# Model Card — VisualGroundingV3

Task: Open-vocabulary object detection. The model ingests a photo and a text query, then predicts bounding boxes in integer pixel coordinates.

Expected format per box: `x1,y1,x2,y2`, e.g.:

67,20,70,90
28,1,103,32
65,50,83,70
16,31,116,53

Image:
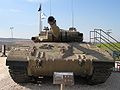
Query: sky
0,0,120,41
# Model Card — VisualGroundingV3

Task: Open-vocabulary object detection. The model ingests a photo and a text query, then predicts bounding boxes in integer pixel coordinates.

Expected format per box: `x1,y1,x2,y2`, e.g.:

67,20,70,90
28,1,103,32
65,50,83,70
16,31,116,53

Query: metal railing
90,29,120,60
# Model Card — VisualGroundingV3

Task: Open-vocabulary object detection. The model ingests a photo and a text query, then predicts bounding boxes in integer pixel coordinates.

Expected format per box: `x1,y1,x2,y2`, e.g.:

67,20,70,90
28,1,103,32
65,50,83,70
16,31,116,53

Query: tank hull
28,60,92,76
6,43,114,84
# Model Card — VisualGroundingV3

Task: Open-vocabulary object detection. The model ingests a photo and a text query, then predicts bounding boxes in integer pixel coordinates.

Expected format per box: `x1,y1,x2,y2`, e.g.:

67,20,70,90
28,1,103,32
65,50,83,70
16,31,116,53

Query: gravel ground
0,57,120,90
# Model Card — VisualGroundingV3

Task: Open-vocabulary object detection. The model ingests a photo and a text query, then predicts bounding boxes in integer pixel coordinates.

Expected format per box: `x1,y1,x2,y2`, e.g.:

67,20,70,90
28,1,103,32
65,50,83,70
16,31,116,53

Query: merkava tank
6,16,114,85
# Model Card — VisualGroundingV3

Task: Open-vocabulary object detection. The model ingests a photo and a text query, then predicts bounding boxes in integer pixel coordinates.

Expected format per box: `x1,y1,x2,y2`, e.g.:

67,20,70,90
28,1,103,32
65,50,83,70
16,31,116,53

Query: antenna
38,3,42,33
50,0,52,15
71,0,74,28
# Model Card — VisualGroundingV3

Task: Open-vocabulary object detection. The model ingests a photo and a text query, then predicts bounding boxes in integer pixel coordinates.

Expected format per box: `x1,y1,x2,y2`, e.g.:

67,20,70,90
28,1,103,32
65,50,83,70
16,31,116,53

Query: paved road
0,57,120,90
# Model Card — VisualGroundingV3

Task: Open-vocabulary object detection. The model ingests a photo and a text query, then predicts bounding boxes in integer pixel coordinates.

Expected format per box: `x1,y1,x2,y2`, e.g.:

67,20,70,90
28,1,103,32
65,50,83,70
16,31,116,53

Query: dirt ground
0,57,120,90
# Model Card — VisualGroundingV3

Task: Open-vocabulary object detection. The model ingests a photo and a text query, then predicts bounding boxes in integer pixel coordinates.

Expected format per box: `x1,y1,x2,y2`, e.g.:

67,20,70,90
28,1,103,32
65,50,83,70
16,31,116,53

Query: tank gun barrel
48,16,60,39
48,16,56,25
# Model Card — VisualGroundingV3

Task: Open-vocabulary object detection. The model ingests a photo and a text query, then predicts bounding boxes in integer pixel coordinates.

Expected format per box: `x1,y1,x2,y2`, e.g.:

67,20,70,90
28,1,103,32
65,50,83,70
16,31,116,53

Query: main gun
48,16,60,40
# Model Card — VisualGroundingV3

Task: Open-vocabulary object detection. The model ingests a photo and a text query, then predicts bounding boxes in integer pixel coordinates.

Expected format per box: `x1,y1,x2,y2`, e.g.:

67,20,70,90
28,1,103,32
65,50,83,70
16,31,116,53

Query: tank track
8,66,30,83
87,63,112,85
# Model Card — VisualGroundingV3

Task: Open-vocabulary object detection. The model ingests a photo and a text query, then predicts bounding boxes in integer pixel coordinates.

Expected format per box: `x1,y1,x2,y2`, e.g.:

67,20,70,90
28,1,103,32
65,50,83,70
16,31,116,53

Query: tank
6,16,114,85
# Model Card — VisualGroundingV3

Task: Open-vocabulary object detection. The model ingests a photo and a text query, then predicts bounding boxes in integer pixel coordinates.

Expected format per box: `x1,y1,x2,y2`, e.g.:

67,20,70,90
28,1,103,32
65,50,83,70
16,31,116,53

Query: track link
87,64,112,85
8,66,30,83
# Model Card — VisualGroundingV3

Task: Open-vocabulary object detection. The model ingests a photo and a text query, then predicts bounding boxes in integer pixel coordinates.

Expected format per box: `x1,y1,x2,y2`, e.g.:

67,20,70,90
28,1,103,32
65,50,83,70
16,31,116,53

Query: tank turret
31,16,83,42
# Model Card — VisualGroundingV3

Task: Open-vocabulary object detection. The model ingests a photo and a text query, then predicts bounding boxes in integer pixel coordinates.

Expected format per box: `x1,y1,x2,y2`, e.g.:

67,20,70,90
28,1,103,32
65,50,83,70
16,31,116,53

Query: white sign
53,72,74,85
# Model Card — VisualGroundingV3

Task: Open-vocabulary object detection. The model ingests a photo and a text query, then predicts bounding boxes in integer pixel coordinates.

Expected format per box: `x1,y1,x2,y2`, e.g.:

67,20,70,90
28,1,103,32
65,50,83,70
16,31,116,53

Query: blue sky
0,0,120,41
